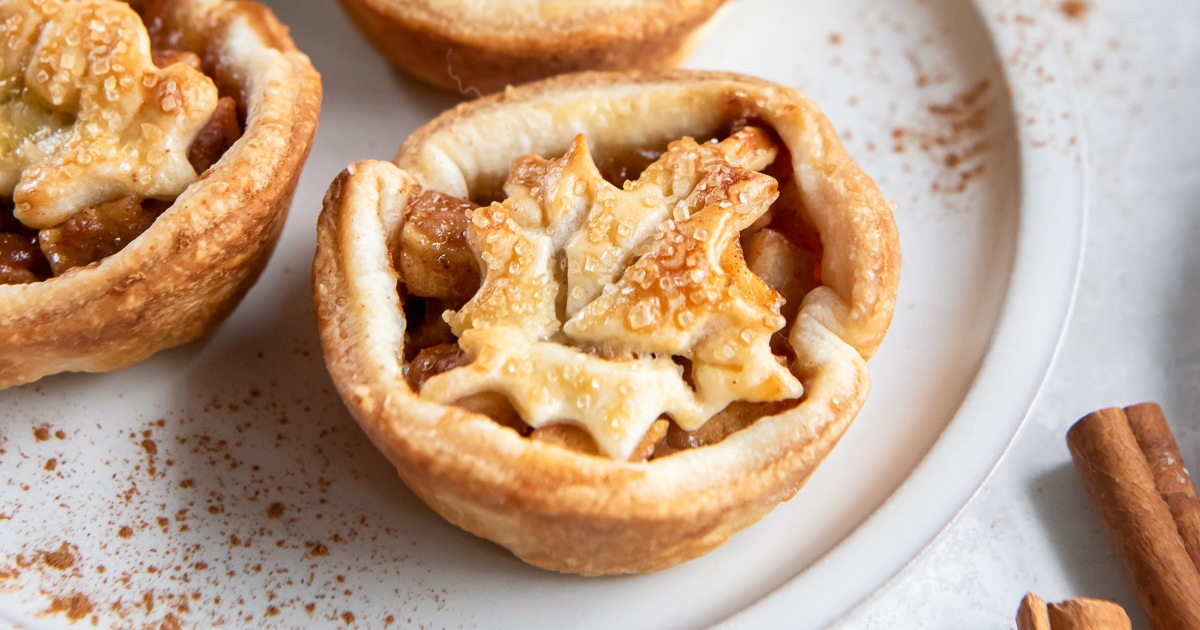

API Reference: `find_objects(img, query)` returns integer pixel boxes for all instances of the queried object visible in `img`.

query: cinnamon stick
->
[1123,402,1200,571]
[1164,492,1200,572]
[1066,406,1200,629]
[1124,402,1196,496]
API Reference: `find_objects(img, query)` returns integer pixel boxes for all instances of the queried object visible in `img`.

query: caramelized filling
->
[188,96,241,175]
[0,197,48,284]
[405,342,469,392]
[38,196,169,276]
[393,126,823,461]
[395,190,481,303]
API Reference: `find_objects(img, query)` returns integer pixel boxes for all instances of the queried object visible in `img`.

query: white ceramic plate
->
[0,0,1082,628]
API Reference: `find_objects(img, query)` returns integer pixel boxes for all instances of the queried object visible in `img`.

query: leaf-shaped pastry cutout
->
[1,0,219,228]
[420,325,702,460]
[564,127,779,317]
[564,172,799,422]
[422,127,804,459]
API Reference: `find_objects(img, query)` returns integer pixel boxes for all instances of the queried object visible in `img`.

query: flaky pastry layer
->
[313,70,899,575]
[0,0,322,388]
[336,0,729,95]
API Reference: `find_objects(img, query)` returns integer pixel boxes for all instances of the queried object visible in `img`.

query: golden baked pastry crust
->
[313,70,899,575]
[336,0,730,95]
[0,0,322,389]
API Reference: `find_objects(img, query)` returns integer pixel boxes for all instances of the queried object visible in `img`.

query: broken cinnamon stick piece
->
[1018,593,1131,630]
[1017,593,1052,630]
[1124,402,1196,496]
[1066,407,1200,629]
[1047,597,1131,630]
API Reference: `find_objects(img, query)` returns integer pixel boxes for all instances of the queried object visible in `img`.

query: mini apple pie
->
[314,70,899,575]
[0,0,321,388]
[336,0,730,95]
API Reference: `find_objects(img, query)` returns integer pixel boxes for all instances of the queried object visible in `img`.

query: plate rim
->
[716,0,1088,626]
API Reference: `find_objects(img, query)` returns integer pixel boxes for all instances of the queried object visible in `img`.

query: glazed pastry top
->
[419,127,804,459]
[0,0,218,229]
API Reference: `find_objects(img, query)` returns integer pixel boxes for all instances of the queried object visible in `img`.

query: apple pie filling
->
[396,125,824,460]
[0,0,242,284]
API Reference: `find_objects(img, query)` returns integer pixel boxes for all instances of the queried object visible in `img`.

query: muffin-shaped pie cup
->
[313,70,899,575]
[336,0,730,95]
[0,0,322,389]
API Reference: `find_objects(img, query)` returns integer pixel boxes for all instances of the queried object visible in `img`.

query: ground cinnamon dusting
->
[39,542,77,570]
[891,79,994,194]
[45,592,94,621]
[1059,1,1090,20]
[4,372,434,625]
